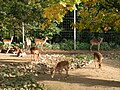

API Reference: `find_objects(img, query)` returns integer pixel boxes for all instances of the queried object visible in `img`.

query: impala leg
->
[58,70,62,80]
[36,54,39,63]
[41,44,44,51]
[98,58,102,68]
[94,59,97,68]
[90,44,93,51]
[98,63,101,68]
[31,54,33,61]
[51,69,55,78]
[6,48,10,54]
[65,67,69,79]
[98,44,100,51]
[6,45,11,54]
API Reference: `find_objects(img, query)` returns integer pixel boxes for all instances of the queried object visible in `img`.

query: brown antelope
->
[90,37,103,51]
[3,36,14,53]
[26,37,31,50]
[93,52,103,68]
[50,61,69,79]
[17,49,26,57]
[3,36,14,46]
[34,37,48,51]
[30,47,40,62]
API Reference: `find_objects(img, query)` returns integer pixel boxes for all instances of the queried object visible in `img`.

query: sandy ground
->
[39,58,120,90]
[0,50,120,90]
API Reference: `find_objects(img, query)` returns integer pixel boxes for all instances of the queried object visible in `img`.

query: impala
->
[90,37,103,51]
[26,37,31,50]
[93,52,103,68]
[50,61,69,79]
[17,49,26,57]
[30,47,40,62]
[34,37,48,51]
[3,36,14,53]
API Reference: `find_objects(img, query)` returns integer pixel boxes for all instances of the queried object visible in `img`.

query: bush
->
[59,39,74,50]
[100,42,111,50]
[109,42,120,50]
[44,43,53,50]
[0,63,45,90]
[46,40,119,51]
[52,43,61,50]
[77,42,90,50]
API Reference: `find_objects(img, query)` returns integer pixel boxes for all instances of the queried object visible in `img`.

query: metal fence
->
[52,11,120,45]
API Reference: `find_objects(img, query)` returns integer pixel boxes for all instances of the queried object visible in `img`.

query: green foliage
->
[76,0,120,32]
[50,40,119,50]
[0,62,45,90]
[77,42,90,50]
[51,43,61,50]
[0,0,120,45]
[44,43,53,50]
[43,0,81,24]
[59,39,74,50]
[74,54,93,61]
[100,42,111,50]
[110,53,120,60]
[109,42,120,50]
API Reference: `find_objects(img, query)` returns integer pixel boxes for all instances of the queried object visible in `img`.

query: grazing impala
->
[90,37,103,51]
[3,36,14,53]
[93,52,103,68]
[50,61,69,79]
[34,37,48,51]
[30,47,40,62]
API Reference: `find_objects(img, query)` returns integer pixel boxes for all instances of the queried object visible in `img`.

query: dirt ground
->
[0,50,120,90]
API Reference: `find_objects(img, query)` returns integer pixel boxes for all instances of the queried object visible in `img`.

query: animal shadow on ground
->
[37,73,120,88]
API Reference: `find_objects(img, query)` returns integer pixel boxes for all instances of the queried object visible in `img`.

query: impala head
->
[45,37,48,40]
[50,61,69,79]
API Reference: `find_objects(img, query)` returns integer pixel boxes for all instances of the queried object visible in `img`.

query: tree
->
[76,0,120,32]
[0,0,81,40]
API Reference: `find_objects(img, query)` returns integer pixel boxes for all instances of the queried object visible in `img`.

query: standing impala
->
[34,37,48,51]
[26,37,31,50]
[3,36,14,53]
[30,47,40,62]
[90,37,103,51]
[93,51,103,68]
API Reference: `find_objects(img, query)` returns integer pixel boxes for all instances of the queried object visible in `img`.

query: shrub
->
[109,42,120,50]
[114,45,120,50]
[100,42,111,50]
[0,63,45,90]
[52,43,61,49]
[44,43,53,50]
[59,39,74,50]
[77,42,90,50]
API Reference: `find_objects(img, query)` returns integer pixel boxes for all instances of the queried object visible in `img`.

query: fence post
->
[22,22,25,49]
[74,4,76,50]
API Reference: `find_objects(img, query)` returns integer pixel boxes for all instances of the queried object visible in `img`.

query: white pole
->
[74,5,76,50]
[22,22,25,48]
